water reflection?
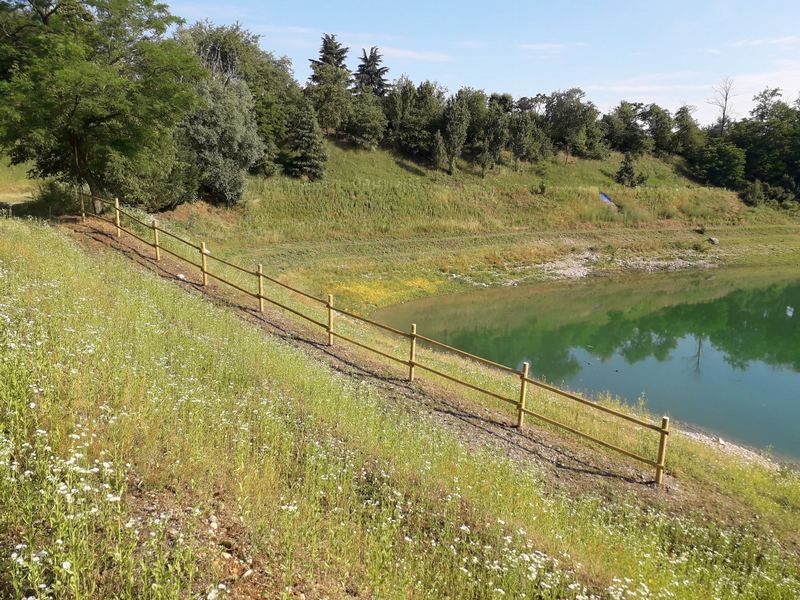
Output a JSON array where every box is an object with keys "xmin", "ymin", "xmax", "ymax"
[{"xmin": 376, "ymin": 269, "xmax": 800, "ymax": 457}]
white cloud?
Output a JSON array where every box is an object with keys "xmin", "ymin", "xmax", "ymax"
[
  {"xmin": 381, "ymin": 46, "xmax": 452, "ymax": 62},
  {"xmin": 259, "ymin": 25, "xmax": 316, "ymax": 35},
  {"xmin": 518, "ymin": 42, "xmax": 588, "ymax": 52},
  {"xmin": 586, "ymin": 71, "xmax": 707, "ymax": 93},
  {"xmin": 450, "ymin": 40, "xmax": 490, "ymax": 48},
  {"xmin": 168, "ymin": 1, "xmax": 247, "ymax": 21},
  {"xmin": 731, "ymin": 35, "xmax": 800, "ymax": 48}
]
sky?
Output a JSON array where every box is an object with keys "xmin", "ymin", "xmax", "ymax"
[{"xmin": 167, "ymin": 0, "xmax": 800, "ymax": 124}]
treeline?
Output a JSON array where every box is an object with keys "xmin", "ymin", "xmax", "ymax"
[{"xmin": 1, "ymin": 1, "xmax": 799, "ymax": 211}]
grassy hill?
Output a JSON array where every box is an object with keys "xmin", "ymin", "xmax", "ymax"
[
  {"xmin": 0, "ymin": 156, "xmax": 36, "ymax": 205},
  {"xmin": 3, "ymin": 145, "xmax": 800, "ymax": 313},
  {"xmin": 2, "ymin": 217, "xmax": 800, "ymax": 598},
  {"xmin": 146, "ymin": 143, "xmax": 800, "ymax": 311}
]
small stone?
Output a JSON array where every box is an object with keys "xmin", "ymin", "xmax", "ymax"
[
  {"xmin": 708, "ymin": 237, "xmax": 719, "ymax": 245},
  {"xmin": 177, "ymin": 273, "xmax": 186, "ymax": 280}
]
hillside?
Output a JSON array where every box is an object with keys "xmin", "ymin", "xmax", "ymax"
[
  {"xmin": 2, "ymin": 217, "xmax": 800, "ymax": 598},
  {"xmin": 4, "ymin": 146, "xmax": 800, "ymax": 313},
  {"xmin": 139, "ymin": 143, "xmax": 800, "ymax": 311}
]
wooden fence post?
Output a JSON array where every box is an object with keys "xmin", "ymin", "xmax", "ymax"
[
  {"xmin": 655, "ymin": 416, "xmax": 670, "ymax": 485},
  {"xmin": 327, "ymin": 294, "xmax": 334, "ymax": 346},
  {"xmin": 517, "ymin": 362, "xmax": 530, "ymax": 428},
  {"xmin": 152, "ymin": 219, "xmax": 161, "ymax": 261},
  {"xmin": 257, "ymin": 264, "xmax": 265, "ymax": 313},
  {"xmin": 200, "ymin": 241, "xmax": 209, "ymax": 286},
  {"xmin": 114, "ymin": 197, "xmax": 121, "ymax": 237},
  {"xmin": 80, "ymin": 193, "xmax": 86, "ymax": 223},
  {"xmin": 408, "ymin": 323, "xmax": 417, "ymax": 381}
]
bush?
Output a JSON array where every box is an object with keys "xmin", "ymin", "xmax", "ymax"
[
  {"xmin": 178, "ymin": 77, "xmax": 265, "ymax": 205},
  {"xmin": 341, "ymin": 93, "xmax": 388, "ymax": 150}
]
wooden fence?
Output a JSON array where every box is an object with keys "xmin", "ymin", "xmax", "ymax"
[{"xmin": 80, "ymin": 193, "xmax": 671, "ymax": 484}]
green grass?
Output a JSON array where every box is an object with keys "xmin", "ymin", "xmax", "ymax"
[
  {"xmin": 2, "ymin": 217, "xmax": 800, "ymax": 598},
  {"xmin": 0, "ymin": 155, "xmax": 37, "ymax": 204},
  {"xmin": 129, "ymin": 142, "xmax": 797, "ymax": 311}
]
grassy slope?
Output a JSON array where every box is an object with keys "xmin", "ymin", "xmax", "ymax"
[
  {"xmin": 2, "ymin": 217, "xmax": 800, "ymax": 599},
  {"xmin": 150, "ymin": 143, "xmax": 800, "ymax": 311},
  {"xmin": 0, "ymin": 156, "xmax": 36, "ymax": 204}
]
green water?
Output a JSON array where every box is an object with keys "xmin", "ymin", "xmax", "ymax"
[{"xmin": 375, "ymin": 268, "xmax": 800, "ymax": 459}]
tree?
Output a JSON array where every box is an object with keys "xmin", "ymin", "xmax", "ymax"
[
  {"xmin": 353, "ymin": 46, "xmax": 389, "ymax": 96},
  {"xmin": 442, "ymin": 96, "xmax": 470, "ymax": 174},
  {"xmin": 728, "ymin": 87, "xmax": 800, "ymax": 203},
  {"xmin": 309, "ymin": 33, "xmax": 348, "ymax": 74},
  {"xmin": 383, "ymin": 75, "xmax": 417, "ymax": 150},
  {"xmin": 306, "ymin": 62, "xmax": 352, "ymax": 132},
  {"xmin": 509, "ymin": 111, "xmax": 551, "ymax": 169},
  {"xmin": 342, "ymin": 91, "xmax": 387, "ymax": 149},
  {"xmin": 692, "ymin": 139, "xmax": 745, "ymax": 189},
  {"xmin": 285, "ymin": 100, "xmax": 327, "ymax": 180},
  {"xmin": 708, "ymin": 77, "xmax": 735, "ymax": 136},
  {"xmin": 615, "ymin": 152, "xmax": 647, "ymax": 187},
  {"xmin": 489, "ymin": 92, "xmax": 514, "ymax": 113},
  {"xmin": 602, "ymin": 101, "xmax": 649, "ymax": 155},
  {"xmin": 0, "ymin": 0, "xmax": 203, "ymax": 212},
  {"xmin": 643, "ymin": 104, "xmax": 673, "ymax": 156},
  {"xmin": 515, "ymin": 94, "xmax": 547, "ymax": 114},
  {"xmin": 672, "ymin": 105, "xmax": 704, "ymax": 158},
  {"xmin": 476, "ymin": 104, "xmax": 509, "ymax": 176},
  {"xmin": 176, "ymin": 21, "xmax": 304, "ymax": 176},
  {"xmin": 431, "ymin": 130, "xmax": 447, "ymax": 171},
  {"xmin": 454, "ymin": 87, "xmax": 489, "ymax": 150},
  {"xmin": 384, "ymin": 78, "xmax": 445, "ymax": 159},
  {"xmin": 544, "ymin": 88, "xmax": 606, "ymax": 160},
  {"xmin": 178, "ymin": 77, "xmax": 264, "ymax": 205}
]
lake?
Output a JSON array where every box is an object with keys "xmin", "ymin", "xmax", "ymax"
[{"xmin": 375, "ymin": 268, "xmax": 800, "ymax": 460}]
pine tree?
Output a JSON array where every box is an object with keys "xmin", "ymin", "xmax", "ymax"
[
  {"xmin": 353, "ymin": 47, "xmax": 389, "ymax": 96},
  {"xmin": 286, "ymin": 101, "xmax": 327, "ymax": 180},
  {"xmin": 309, "ymin": 34, "xmax": 349, "ymax": 78},
  {"xmin": 615, "ymin": 152, "xmax": 647, "ymax": 187}
]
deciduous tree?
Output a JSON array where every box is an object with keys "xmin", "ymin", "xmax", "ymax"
[
  {"xmin": 442, "ymin": 96, "xmax": 470, "ymax": 174},
  {"xmin": 0, "ymin": 0, "xmax": 203, "ymax": 212}
]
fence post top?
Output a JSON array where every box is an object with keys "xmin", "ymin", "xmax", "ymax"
[
  {"xmin": 411, "ymin": 323, "xmax": 417, "ymax": 333},
  {"xmin": 257, "ymin": 263, "xmax": 263, "ymax": 273},
  {"xmin": 521, "ymin": 361, "xmax": 530, "ymax": 376},
  {"xmin": 327, "ymin": 293, "xmax": 333, "ymax": 303}
]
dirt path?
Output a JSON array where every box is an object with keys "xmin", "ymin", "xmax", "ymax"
[{"xmin": 64, "ymin": 217, "xmax": 781, "ymax": 541}]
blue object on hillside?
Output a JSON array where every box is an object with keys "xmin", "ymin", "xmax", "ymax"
[{"xmin": 599, "ymin": 192, "xmax": 619, "ymax": 211}]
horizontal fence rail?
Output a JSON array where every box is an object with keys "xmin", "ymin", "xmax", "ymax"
[{"xmin": 79, "ymin": 192, "xmax": 672, "ymax": 484}]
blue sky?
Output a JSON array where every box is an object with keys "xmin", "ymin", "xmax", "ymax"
[{"xmin": 168, "ymin": 0, "xmax": 800, "ymax": 124}]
